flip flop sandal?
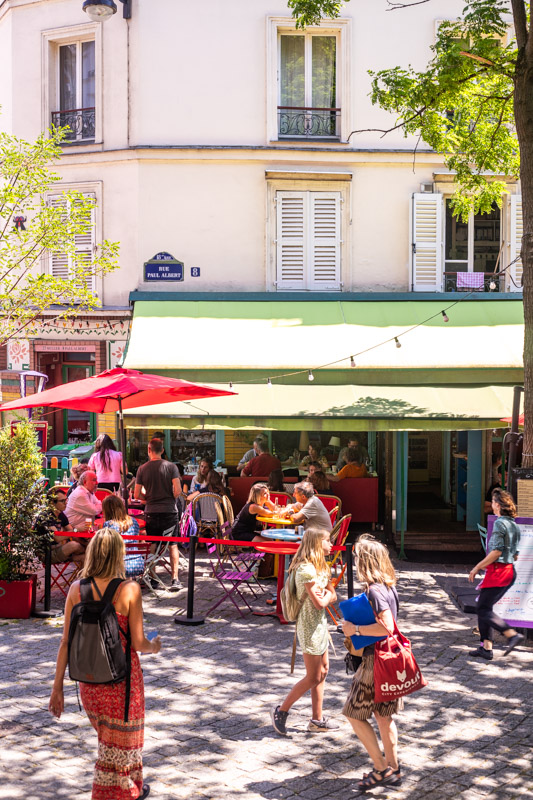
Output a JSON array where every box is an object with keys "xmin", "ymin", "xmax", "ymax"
[
  {"xmin": 359, "ymin": 767, "xmax": 395, "ymax": 791},
  {"xmin": 139, "ymin": 785, "xmax": 150, "ymax": 800}
]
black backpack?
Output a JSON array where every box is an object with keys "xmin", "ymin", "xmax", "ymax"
[{"xmin": 68, "ymin": 578, "xmax": 132, "ymax": 721}]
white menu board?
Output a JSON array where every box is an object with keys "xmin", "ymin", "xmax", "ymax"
[{"xmin": 494, "ymin": 524, "xmax": 533, "ymax": 628}]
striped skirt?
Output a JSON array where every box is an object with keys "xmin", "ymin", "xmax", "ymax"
[
  {"xmin": 342, "ymin": 649, "xmax": 404, "ymax": 721},
  {"xmin": 80, "ymin": 652, "xmax": 145, "ymax": 799}
]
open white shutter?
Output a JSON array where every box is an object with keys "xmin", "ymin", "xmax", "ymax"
[
  {"xmin": 276, "ymin": 191, "xmax": 306, "ymax": 289},
  {"xmin": 73, "ymin": 193, "xmax": 96, "ymax": 294},
  {"xmin": 411, "ymin": 193, "xmax": 443, "ymax": 292},
  {"xmin": 509, "ymin": 195, "xmax": 523, "ymax": 292},
  {"xmin": 310, "ymin": 192, "xmax": 341, "ymax": 289},
  {"xmin": 49, "ymin": 194, "xmax": 69, "ymax": 280}
]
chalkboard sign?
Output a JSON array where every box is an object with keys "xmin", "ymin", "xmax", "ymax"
[{"xmin": 144, "ymin": 252, "xmax": 184, "ymax": 282}]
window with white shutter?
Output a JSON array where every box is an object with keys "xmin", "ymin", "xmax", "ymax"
[
  {"xmin": 276, "ymin": 190, "xmax": 341, "ymax": 290},
  {"xmin": 411, "ymin": 193, "xmax": 443, "ymax": 292},
  {"xmin": 48, "ymin": 192, "xmax": 97, "ymax": 296},
  {"xmin": 509, "ymin": 195, "xmax": 523, "ymax": 292}
]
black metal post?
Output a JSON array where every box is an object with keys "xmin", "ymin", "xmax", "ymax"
[
  {"xmin": 31, "ymin": 540, "xmax": 61, "ymax": 618},
  {"xmin": 174, "ymin": 534, "xmax": 204, "ymax": 626},
  {"xmin": 507, "ymin": 385, "xmax": 524, "ymax": 497},
  {"xmin": 346, "ymin": 542, "xmax": 354, "ymax": 598}
]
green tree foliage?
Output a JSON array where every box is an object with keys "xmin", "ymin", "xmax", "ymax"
[
  {"xmin": 0, "ymin": 127, "xmax": 119, "ymax": 346},
  {"xmin": 0, "ymin": 419, "xmax": 47, "ymax": 582},
  {"xmin": 291, "ymin": 0, "xmax": 533, "ymax": 466}
]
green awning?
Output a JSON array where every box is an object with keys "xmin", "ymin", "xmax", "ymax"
[
  {"xmin": 124, "ymin": 299, "xmax": 524, "ymax": 382},
  {"xmin": 123, "ymin": 383, "xmax": 515, "ymax": 432}
]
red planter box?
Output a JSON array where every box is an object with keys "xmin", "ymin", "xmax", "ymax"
[{"xmin": 0, "ymin": 575, "xmax": 36, "ymax": 619}]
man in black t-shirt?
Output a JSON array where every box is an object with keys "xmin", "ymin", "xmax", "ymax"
[{"xmin": 135, "ymin": 438, "xmax": 183, "ymax": 591}]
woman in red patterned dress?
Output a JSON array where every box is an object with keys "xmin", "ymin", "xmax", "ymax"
[{"xmin": 49, "ymin": 528, "xmax": 161, "ymax": 800}]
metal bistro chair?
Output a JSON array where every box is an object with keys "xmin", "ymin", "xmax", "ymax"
[
  {"xmin": 317, "ymin": 494, "xmax": 342, "ymax": 523},
  {"xmin": 327, "ymin": 514, "xmax": 352, "ymax": 577},
  {"xmin": 140, "ymin": 525, "xmax": 173, "ymax": 595},
  {"xmin": 205, "ymin": 538, "xmax": 255, "ymax": 618},
  {"xmin": 40, "ymin": 557, "xmax": 81, "ymax": 602},
  {"xmin": 191, "ymin": 493, "xmax": 225, "ymax": 539},
  {"xmin": 477, "ymin": 523, "xmax": 488, "ymax": 553}
]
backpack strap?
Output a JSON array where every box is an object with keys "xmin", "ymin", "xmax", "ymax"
[
  {"xmin": 101, "ymin": 577, "xmax": 125, "ymax": 604},
  {"xmin": 79, "ymin": 578, "xmax": 94, "ymax": 602}
]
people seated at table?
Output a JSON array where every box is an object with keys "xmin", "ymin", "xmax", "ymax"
[
  {"xmin": 188, "ymin": 469, "xmax": 228, "ymax": 502},
  {"xmin": 308, "ymin": 471, "xmax": 332, "ymax": 495},
  {"xmin": 189, "ymin": 458, "xmax": 213, "ymax": 493},
  {"xmin": 37, "ymin": 489, "xmax": 86, "ymax": 565},
  {"xmin": 65, "ymin": 470, "xmax": 102, "ymax": 531},
  {"xmin": 101, "ymin": 494, "xmax": 140, "ymax": 538},
  {"xmin": 329, "ymin": 447, "xmax": 368, "ymax": 481},
  {"xmin": 336, "ymin": 437, "xmax": 369, "ymax": 472},
  {"xmin": 281, "ymin": 482, "xmax": 333, "ymax": 532},
  {"xmin": 237, "ymin": 436, "xmax": 265, "ymax": 471},
  {"xmin": 67, "ymin": 462, "xmax": 89, "ymax": 497},
  {"xmin": 267, "ymin": 469, "xmax": 296, "ymax": 497},
  {"xmin": 241, "ymin": 440, "xmax": 281, "ymax": 477},
  {"xmin": 88, "ymin": 434, "xmax": 124, "ymax": 492},
  {"xmin": 231, "ymin": 484, "xmax": 276, "ymax": 542},
  {"xmin": 300, "ymin": 444, "xmax": 329, "ymax": 472}
]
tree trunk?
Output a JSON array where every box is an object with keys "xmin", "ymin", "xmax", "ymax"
[{"xmin": 513, "ymin": 49, "xmax": 533, "ymax": 469}]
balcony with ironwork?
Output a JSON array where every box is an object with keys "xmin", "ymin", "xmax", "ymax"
[
  {"xmin": 277, "ymin": 106, "xmax": 341, "ymax": 140},
  {"xmin": 51, "ymin": 108, "xmax": 95, "ymax": 143},
  {"xmin": 443, "ymin": 272, "xmax": 503, "ymax": 292}
]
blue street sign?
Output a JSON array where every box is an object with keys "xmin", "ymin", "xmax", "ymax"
[
  {"xmin": 144, "ymin": 252, "xmax": 184, "ymax": 282},
  {"xmin": 191, "ymin": 267, "xmax": 201, "ymax": 277}
]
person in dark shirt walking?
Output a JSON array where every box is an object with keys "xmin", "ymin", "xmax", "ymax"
[{"xmin": 134, "ymin": 438, "xmax": 183, "ymax": 591}]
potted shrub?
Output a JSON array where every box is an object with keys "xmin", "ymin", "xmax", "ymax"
[{"xmin": 0, "ymin": 418, "xmax": 47, "ymax": 618}]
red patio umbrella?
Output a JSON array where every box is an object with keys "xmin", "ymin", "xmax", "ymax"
[
  {"xmin": 501, "ymin": 414, "xmax": 524, "ymax": 425},
  {"xmin": 0, "ymin": 367, "xmax": 236, "ymax": 499}
]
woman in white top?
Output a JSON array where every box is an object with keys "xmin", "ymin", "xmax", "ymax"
[{"xmin": 88, "ymin": 434, "xmax": 124, "ymax": 492}]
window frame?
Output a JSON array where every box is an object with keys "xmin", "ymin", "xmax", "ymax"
[
  {"xmin": 266, "ymin": 16, "xmax": 352, "ymax": 145},
  {"xmin": 444, "ymin": 199, "xmax": 502, "ymax": 275},
  {"xmin": 42, "ymin": 23, "xmax": 102, "ymax": 147},
  {"xmin": 43, "ymin": 181, "xmax": 103, "ymax": 300}
]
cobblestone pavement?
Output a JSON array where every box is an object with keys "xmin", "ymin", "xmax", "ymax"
[{"xmin": 0, "ymin": 556, "xmax": 532, "ymax": 800}]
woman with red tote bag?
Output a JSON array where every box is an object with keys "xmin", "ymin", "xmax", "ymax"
[
  {"xmin": 341, "ymin": 536, "xmax": 403, "ymax": 792},
  {"xmin": 468, "ymin": 489, "xmax": 523, "ymax": 661}
]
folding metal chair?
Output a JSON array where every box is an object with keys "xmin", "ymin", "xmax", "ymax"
[
  {"xmin": 140, "ymin": 525, "xmax": 173, "ymax": 595},
  {"xmin": 95, "ymin": 488, "xmax": 113, "ymax": 503},
  {"xmin": 268, "ymin": 492, "xmax": 293, "ymax": 508},
  {"xmin": 40, "ymin": 559, "xmax": 81, "ymax": 602},
  {"xmin": 204, "ymin": 540, "xmax": 255, "ymax": 618},
  {"xmin": 477, "ymin": 523, "xmax": 488, "ymax": 552}
]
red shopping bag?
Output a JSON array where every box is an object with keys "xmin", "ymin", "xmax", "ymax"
[{"xmin": 373, "ymin": 618, "xmax": 427, "ymax": 702}]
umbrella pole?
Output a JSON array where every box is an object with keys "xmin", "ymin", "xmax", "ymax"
[{"xmin": 118, "ymin": 397, "xmax": 129, "ymax": 509}]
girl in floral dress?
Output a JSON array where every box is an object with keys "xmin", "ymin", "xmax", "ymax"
[
  {"xmin": 49, "ymin": 528, "xmax": 161, "ymax": 800},
  {"xmin": 271, "ymin": 527, "xmax": 337, "ymax": 735}
]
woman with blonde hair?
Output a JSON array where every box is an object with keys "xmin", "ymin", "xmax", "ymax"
[
  {"xmin": 102, "ymin": 494, "xmax": 140, "ymax": 537},
  {"xmin": 230, "ymin": 483, "xmax": 277, "ymax": 542},
  {"xmin": 341, "ymin": 534, "xmax": 402, "ymax": 791},
  {"xmin": 271, "ymin": 527, "xmax": 337, "ymax": 736},
  {"xmin": 49, "ymin": 528, "xmax": 160, "ymax": 800}
]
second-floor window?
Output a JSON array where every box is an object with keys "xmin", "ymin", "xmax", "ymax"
[
  {"xmin": 47, "ymin": 191, "xmax": 97, "ymax": 296},
  {"xmin": 278, "ymin": 32, "xmax": 339, "ymax": 140},
  {"xmin": 52, "ymin": 40, "xmax": 95, "ymax": 143}
]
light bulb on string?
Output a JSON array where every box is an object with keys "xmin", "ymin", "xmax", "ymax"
[
  {"xmin": 395, "ymin": 337, "xmax": 401, "ymax": 349},
  {"xmin": 489, "ymin": 281, "xmax": 496, "ymax": 291},
  {"xmin": 441, "ymin": 310, "xmax": 449, "ymax": 323},
  {"xmin": 229, "ymin": 382, "xmax": 233, "ymax": 389},
  {"xmin": 267, "ymin": 377, "xmax": 272, "ymax": 388},
  {"xmin": 308, "ymin": 370, "xmax": 314, "ymax": 382},
  {"xmin": 350, "ymin": 355, "xmax": 356, "ymax": 368}
]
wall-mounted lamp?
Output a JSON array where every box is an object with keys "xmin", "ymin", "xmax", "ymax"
[{"xmin": 82, "ymin": 0, "xmax": 132, "ymax": 21}]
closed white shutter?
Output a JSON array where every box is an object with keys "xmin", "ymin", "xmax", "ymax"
[
  {"xmin": 48, "ymin": 192, "xmax": 96, "ymax": 295},
  {"xmin": 276, "ymin": 192, "xmax": 306, "ymax": 288},
  {"xmin": 310, "ymin": 192, "xmax": 341, "ymax": 289},
  {"xmin": 509, "ymin": 195, "xmax": 523, "ymax": 292},
  {"xmin": 411, "ymin": 193, "xmax": 443, "ymax": 292}
]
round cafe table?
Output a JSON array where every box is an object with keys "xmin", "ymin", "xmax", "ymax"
[
  {"xmin": 256, "ymin": 514, "xmax": 294, "ymax": 527},
  {"xmin": 260, "ymin": 529, "xmax": 301, "ymax": 542},
  {"xmin": 252, "ymin": 541, "xmax": 299, "ymax": 625}
]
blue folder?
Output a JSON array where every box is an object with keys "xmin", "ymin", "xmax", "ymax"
[{"xmin": 339, "ymin": 593, "xmax": 387, "ymax": 649}]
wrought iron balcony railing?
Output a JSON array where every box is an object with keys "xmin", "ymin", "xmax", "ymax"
[
  {"xmin": 278, "ymin": 106, "xmax": 341, "ymax": 139},
  {"xmin": 51, "ymin": 107, "xmax": 96, "ymax": 142},
  {"xmin": 443, "ymin": 272, "xmax": 502, "ymax": 292}
]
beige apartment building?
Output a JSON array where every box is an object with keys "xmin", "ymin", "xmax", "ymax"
[{"xmin": 0, "ymin": 0, "xmax": 524, "ymax": 550}]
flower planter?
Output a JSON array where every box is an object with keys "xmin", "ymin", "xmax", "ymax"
[{"xmin": 0, "ymin": 575, "xmax": 37, "ymax": 619}]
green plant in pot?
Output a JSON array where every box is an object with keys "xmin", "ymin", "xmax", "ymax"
[{"xmin": 0, "ymin": 418, "xmax": 47, "ymax": 618}]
